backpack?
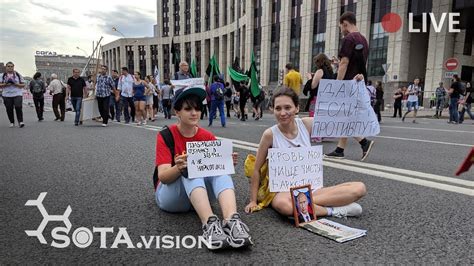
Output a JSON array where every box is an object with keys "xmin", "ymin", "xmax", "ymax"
[
  {"xmin": 152, "ymin": 126, "xmax": 175, "ymax": 191},
  {"xmin": 31, "ymin": 80, "xmax": 44, "ymax": 94},
  {"xmin": 214, "ymin": 85, "xmax": 224, "ymax": 101},
  {"xmin": 2, "ymin": 71, "xmax": 22, "ymax": 84}
]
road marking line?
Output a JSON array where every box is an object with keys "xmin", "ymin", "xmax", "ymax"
[
  {"xmin": 324, "ymin": 158, "xmax": 474, "ymax": 188},
  {"xmin": 116, "ymin": 122, "xmax": 473, "ymax": 196},
  {"xmin": 381, "ymin": 125, "xmax": 474, "ymax": 134},
  {"xmin": 376, "ymin": 135, "xmax": 473, "ymax": 147}
]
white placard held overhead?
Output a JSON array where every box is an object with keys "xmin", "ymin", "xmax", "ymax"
[
  {"xmin": 312, "ymin": 79, "xmax": 380, "ymax": 138},
  {"xmin": 171, "ymin": 78, "xmax": 205, "ymax": 91},
  {"xmin": 186, "ymin": 139, "xmax": 235, "ymax": 179},
  {"xmin": 268, "ymin": 146, "xmax": 323, "ymax": 192}
]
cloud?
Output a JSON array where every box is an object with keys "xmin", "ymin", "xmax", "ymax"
[
  {"xmin": 86, "ymin": 6, "xmax": 155, "ymax": 37},
  {"xmin": 44, "ymin": 17, "xmax": 78, "ymax": 28},
  {"xmin": 29, "ymin": 0, "xmax": 70, "ymax": 15}
]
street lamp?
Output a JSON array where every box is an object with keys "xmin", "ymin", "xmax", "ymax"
[
  {"xmin": 76, "ymin": 46, "xmax": 88, "ymax": 57},
  {"xmin": 112, "ymin": 26, "xmax": 126, "ymax": 38}
]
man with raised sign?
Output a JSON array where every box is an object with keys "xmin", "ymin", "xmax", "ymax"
[{"xmin": 324, "ymin": 11, "xmax": 374, "ymax": 161}]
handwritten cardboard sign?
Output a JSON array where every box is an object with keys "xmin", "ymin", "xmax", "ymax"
[
  {"xmin": 312, "ymin": 79, "xmax": 380, "ymax": 138},
  {"xmin": 171, "ymin": 78, "xmax": 205, "ymax": 91},
  {"xmin": 268, "ymin": 146, "xmax": 323, "ymax": 192},
  {"xmin": 186, "ymin": 139, "xmax": 235, "ymax": 179}
]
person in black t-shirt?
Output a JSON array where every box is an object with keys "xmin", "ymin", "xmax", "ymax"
[
  {"xmin": 324, "ymin": 11, "xmax": 374, "ymax": 161},
  {"xmin": 448, "ymin": 74, "xmax": 462, "ymax": 124},
  {"xmin": 392, "ymin": 87, "xmax": 403, "ymax": 118},
  {"xmin": 67, "ymin": 68, "xmax": 87, "ymax": 126}
]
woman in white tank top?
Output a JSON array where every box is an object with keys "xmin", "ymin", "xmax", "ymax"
[{"xmin": 245, "ymin": 88, "xmax": 366, "ymax": 219}]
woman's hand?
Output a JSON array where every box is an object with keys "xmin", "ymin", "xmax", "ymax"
[
  {"xmin": 175, "ymin": 154, "xmax": 188, "ymax": 171},
  {"xmin": 245, "ymin": 201, "xmax": 258, "ymax": 213},
  {"xmin": 305, "ymin": 73, "xmax": 313, "ymax": 80},
  {"xmin": 232, "ymin": 152, "xmax": 238, "ymax": 166},
  {"xmin": 353, "ymin": 74, "xmax": 364, "ymax": 81}
]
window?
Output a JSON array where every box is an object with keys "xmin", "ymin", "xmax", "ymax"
[
  {"xmin": 205, "ymin": 1, "xmax": 210, "ymax": 31},
  {"xmin": 195, "ymin": 0, "xmax": 201, "ymax": 33},
  {"xmin": 126, "ymin": 46, "xmax": 134, "ymax": 73},
  {"xmin": 138, "ymin": 46, "xmax": 146, "ymax": 78},
  {"xmin": 185, "ymin": 42, "xmax": 192, "ymax": 64},
  {"xmin": 162, "ymin": 0, "xmax": 170, "ymax": 37},
  {"xmin": 289, "ymin": 0, "xmax": 302, "ymax": 70},
  {"xmin": 185, "ymin": 0, "xmax": 191, "ymax": 34},
  {"xmin": 223, "ymin": 0, "xmax": 228, "ymax": 25},
  {"xmin": 312, "ymin": 0, "xmax": 327, "ymax": 71},
  {"xmin": 269, "ymin": 0, "xmax": 281, "ymax": 82},
  {"xmin": 367, "ymin": 0, "xmax": 390, "ymax": 77},
  {"xmin": 163, "ymin": 44, "xmax": 170, "ymax": 79},
  {"xmin": 173, "ymin": 0, "xmax": 180, "ymax": 35},
  {"xmin": 195, "ymin": 41, "xmax": 201, "ymax": 75},
  {"xmin": 254, "ymin": 0, "xmax": 262, "ymax": 74},
  {"xmin": 151, "ymin": 45, "xmax": 158, "ymax": 71},
  {"xmin": 214, "ymin": 0, "xmax": 219, "ymax": 28}
]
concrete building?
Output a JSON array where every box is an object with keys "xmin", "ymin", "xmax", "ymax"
[
  {"xmin": 101, "ymin": 0, "xmax": 473, "ymax": 105},
  {"xmin": 35, "ymin": 54, "xmax": 93, "ymax": 82}
]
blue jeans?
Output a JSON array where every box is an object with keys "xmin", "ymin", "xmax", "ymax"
[
  {"xmin": 209, "ymin": 100, "xmax": 225, "ymax": 126},
  {"xmin": 155, "ymin": 175, "xmax": 234, "ymax": 213},
  {"xmin": 70, "ymin": 97, "xmax": 82, "ymax": 124},
  {"xmin": 449, "ymin": 97, "xmax": 459, "ymax": 123}
]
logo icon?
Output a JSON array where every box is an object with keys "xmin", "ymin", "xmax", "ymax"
[{"xmin": 24, "ymin": 192, "xmax": 72, "ymax": 244}]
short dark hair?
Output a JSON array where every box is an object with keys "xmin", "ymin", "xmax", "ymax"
[
  {"xmin": 339, "ymin": 11, "xmax": 357, "ymax": 25},
  {"xmin": 213, "ymin": 75, "xmax": 219, "ymax": 82},
  {"xmin": 271, "ymin": 87, "xmax": 299, "ymax": 108},
  {"xmin": 453, "ymin": 74, "xmax": 460, "ymax": 81},
  {"xmin": 33, "ymin": 72, "xmax": 42, "ymax": 80},
  {"xmin": 112, "ymin": 70, "xmax": 118, "ymax": 74},
  {"xmin": 225, "ymin": 82, "xmax": 230, "ymax": 86},
  {"xmin": 101, "ymin": 65, "xmax": 108, "ymax": 70},
  {"xmin": 285, "ymin": 63, "xmax": 294, "ymax": 70},
  {"xmin": 174, "ymin": 94, "xmax": 203, "ymax": 111},
  {"xmin": 121, "ymin": 67, "xmax": 129, "ymax": 72}
]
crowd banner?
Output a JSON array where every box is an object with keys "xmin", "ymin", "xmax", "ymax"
[
  {"xmin": 186, "ymin": 139, "xmax": 235, "ymax": 179},
  {"xmin": 311, "ymin": 79, "xmax": 380, "ymax": 138},
  {"xmin": 81, "ymin": 98, "xmax": 100, "ymax": 120},
  {"xmin": 268, "ymin": 146, "xmax": 323, "ymax": 192},
  {"xmin": 171, "ymin": 78, "xmax": 205, "ymax": 91}
]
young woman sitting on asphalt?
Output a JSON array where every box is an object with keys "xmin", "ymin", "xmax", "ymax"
[
  {"xmin": 155, "ymin": 86, "xmax": 252, "ymax": 250},
  {"xmin": 245, "ymin": 86, "xmax": 367, "ymax": 218}
]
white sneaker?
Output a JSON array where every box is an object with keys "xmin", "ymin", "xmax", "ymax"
[
  {"xmin": 142, "ymin": 120, "xmax": 147, "ymax": 125},
  {"xmin": 101, "ymin": 123, "xmax": 107, "ymax": 127},
  {"xmin": 9, "ymin": 123, "xmax": 14, "ymax": 128},
  {"xmin": 331, "ymin": 203, "xmax": 362, "ymax": 218}
]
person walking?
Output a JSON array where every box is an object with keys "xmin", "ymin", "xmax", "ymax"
[
  {"xmin": 133, "ymin": 72, "xmax": 147, "ymax": 125},
  {"xmin": 374, "ymin": 81, "xmax": 384, "ymax": 123},
  {"xmin": 161, "ymin": 79, "xmax": 174, "ymax": 119},
  {"xmin": 29, "ymin": 72, "xmax": 46, "ymax": 121},
  {"xmin": 237, "ymin": 81, "xmax": 249, "ymax": 121},
  {"xmin": 283, "ymin": 63, "xmax": 303, "ymax": 96},
  {"xmin": 118, "ymin": 67, "xmax": 135, "ymax": 124},
  {"xmin": 109, "ymin": 70, "xmax": 121, "ymax": 122},
  {"xmin": 145, "ymin": 76, "xmax": 156, "ymax": 122},
  {"xmin": 224, "ymin": 82, "xmax": 233, "ymax": 118},
  {"xmin": 434, "ymin": 82, "xmax": 446, "ymax": 119},
  {"xmin": 208, "ymin": 75, "xmax": 226, "ymax": 127},
  {"xmin": 448, "ymin": 74, "xmax": 462, "ymax": 124},
  {"xmin": 392, "ymin": 87, "xmax": 403, "ymax": 118},
  {"xmin": 1, "ymin": 62, "xmax": 26, "ymax": 128},
  {"xmin": 66, "ymin": 69, "xmax": 88, "ymax": 126},
  {"xmin": 458, "ymin": 82, "xmax": 473, "ymax": 123},
  {"xmin": 95, "ymin": 65, "xmax": 114, "ymax": 127},
  {"xmin": 402, "ymin": 77, "xmax": 422, "ymax": 123},
  {"xmin": 324, "ymin": 11, "xmax": 374, "ymax": 161},
  {"xmin": 48, "ymin": 73, "xmax": 66, "ymax": 122}
]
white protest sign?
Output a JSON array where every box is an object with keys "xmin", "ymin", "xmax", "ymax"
[
  {"xmin": 312, "ymin": 79, "xmax": 380, "ymax": 138},
  {"xmin": 186, "ymin": 139, "xmax": 235, "ymax": 179},
  {"xmin": 268, "ymin": 146, "xmax": 323, "ymax": 192},
  {"xmin": 171, "ymin": 78, "xmax": 205, "ymax": 91}
]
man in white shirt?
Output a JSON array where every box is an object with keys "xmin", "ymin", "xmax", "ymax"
[
  {"xmin": 402, "ymin": 77, "xmax": 421, "ymax": 123},
  {"xmin": 118, "ymin": 67, "xmax": 135, "ymax": 123}
]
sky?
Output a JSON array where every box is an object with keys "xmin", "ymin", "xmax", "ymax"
[{"xmin": 0, "ymin": 0, "xmax": 156, "ymax": 76}]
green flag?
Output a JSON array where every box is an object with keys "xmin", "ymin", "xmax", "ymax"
[
  {"xmin": 205, "ymin": 55, "xmax": 221, "ymax": 83},
  {"xmin": 190, "ymin": 59, "xmax": 198, "ymax": 78},
  {"xmin": 248, "ymin": 51, "xmax": 260, "ymax": 97},
  {"xmin": 228, "ymin": 66, "xmax": 249, "ymax": 82}
]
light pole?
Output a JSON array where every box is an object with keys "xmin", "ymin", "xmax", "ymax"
[
  {"xmin": 112, "ymin": 26, "xmax": 126, "ymax": 38},
  {"xmin": 76, "ymin": 46, "xmax": 89, "ymax": 57}
]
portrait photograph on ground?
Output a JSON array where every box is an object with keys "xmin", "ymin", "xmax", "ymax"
[{"xmin": 290, "ymin": 185, "xmax": 316, "ymax": 227}]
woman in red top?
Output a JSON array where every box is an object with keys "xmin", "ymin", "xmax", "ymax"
[{"xmin": 155, "ymin": 86, "xmax": 252, "ymax": 250}]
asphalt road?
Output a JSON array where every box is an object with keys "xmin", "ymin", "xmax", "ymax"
[{"xmin": 1, "ymin": 105, "xmax": 473, "ymax": 264}]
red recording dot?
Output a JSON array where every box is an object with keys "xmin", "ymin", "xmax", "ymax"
[{"xmin": 381, "ymin": 13, "xmax": 402, "ymax": 33}]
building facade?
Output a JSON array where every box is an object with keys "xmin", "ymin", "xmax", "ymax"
[
  {"xmin": 35, "ymin": 54, "xmax": 90, "ymax": 82},
  {"xmin": 101, "ymin": 0, "xmax": 473, "ymax": 104}
]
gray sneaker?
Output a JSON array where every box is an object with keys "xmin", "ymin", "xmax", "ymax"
[
  {"xmin": 222, "ymin": 213, "xmax": 253, "ymax": 248},
  {"xmin": 202, "ymin": 215, "xmax": 229, "ymax": 250},
  {"xmin": 331, "ymin": 203, "xmax": 363, "ymax": 218}
]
